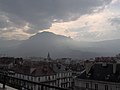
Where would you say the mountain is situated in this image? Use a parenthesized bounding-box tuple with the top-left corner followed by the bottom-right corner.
(89, 39, 120, 55)
(1, 31, 120, 58)
(75, 39, 120, 57)
(8, 32, 97, 58)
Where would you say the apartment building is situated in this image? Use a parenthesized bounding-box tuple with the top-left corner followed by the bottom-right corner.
(74, 58, 120, 90)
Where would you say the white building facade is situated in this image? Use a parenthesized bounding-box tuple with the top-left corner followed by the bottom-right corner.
(10, 71, 73, 90)
(74, 79, 120, 90)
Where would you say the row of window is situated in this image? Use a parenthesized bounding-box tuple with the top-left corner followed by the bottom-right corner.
(11, 72, 72, 89)
(56, 72, 72, 78)
(14, 72, 72, 82)
(86, 83, 108, 90)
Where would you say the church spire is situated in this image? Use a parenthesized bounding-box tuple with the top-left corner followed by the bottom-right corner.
(47, 52, 51, 60)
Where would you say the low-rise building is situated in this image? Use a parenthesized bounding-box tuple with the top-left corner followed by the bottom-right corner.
(74, 59, 120, 90)
(10, 60, 73, 90)
(0, 57, 23, 73)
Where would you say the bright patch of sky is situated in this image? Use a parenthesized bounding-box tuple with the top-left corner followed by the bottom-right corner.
(0, 0, 120, 41)
(46, 0, 120, 41)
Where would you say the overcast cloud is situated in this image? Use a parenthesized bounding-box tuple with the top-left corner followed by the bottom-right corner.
(0, 0, 119, 40)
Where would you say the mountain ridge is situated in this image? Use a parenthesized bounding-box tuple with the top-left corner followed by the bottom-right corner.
(0, 31, 120, 58)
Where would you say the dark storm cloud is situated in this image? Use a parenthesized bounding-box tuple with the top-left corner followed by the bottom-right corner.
(0, 0, 112, 33)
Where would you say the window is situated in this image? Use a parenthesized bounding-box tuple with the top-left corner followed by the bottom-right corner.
(95, 84, 98, 90)
(45, 76, 47, 81)
(105, 85, 108, 90)
(86, 83, 89, 89)
(23, 75, 24, 79)
(31, 77, 33, 81)
(48, 76, 50, 80)
(34, 77, 36, 81)
(38, 77, 40, 81)
(27, 76, 29, 80)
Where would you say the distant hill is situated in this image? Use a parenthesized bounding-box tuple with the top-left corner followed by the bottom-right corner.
(8, 32, 97, 58)
(1, 32, 120, 58)
(81, 39, 120, 56)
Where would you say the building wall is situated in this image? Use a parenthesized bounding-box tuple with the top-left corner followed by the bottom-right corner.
(10, 72, 73, 89)
(74, 78, 120, 90)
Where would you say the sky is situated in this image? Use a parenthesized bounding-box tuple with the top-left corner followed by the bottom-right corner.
(0, 0, 120, 41)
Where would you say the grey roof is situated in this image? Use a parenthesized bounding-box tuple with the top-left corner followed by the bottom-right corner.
(77, 63, 120, 83)
(50, 62, 70, 73)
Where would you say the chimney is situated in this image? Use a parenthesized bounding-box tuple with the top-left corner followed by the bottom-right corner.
(113, 63, 117, 74)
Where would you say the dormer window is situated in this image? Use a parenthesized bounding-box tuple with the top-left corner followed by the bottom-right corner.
(86, 73, 91, 78)
(102, 63, 107, 67)
(95, 84, 98, 90)
(86, 83, 89, 89)
(105, 85, 108, 90)
(105, 75, 110, 80)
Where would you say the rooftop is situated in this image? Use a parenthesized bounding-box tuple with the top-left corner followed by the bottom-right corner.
(77, 63, 120, 83)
